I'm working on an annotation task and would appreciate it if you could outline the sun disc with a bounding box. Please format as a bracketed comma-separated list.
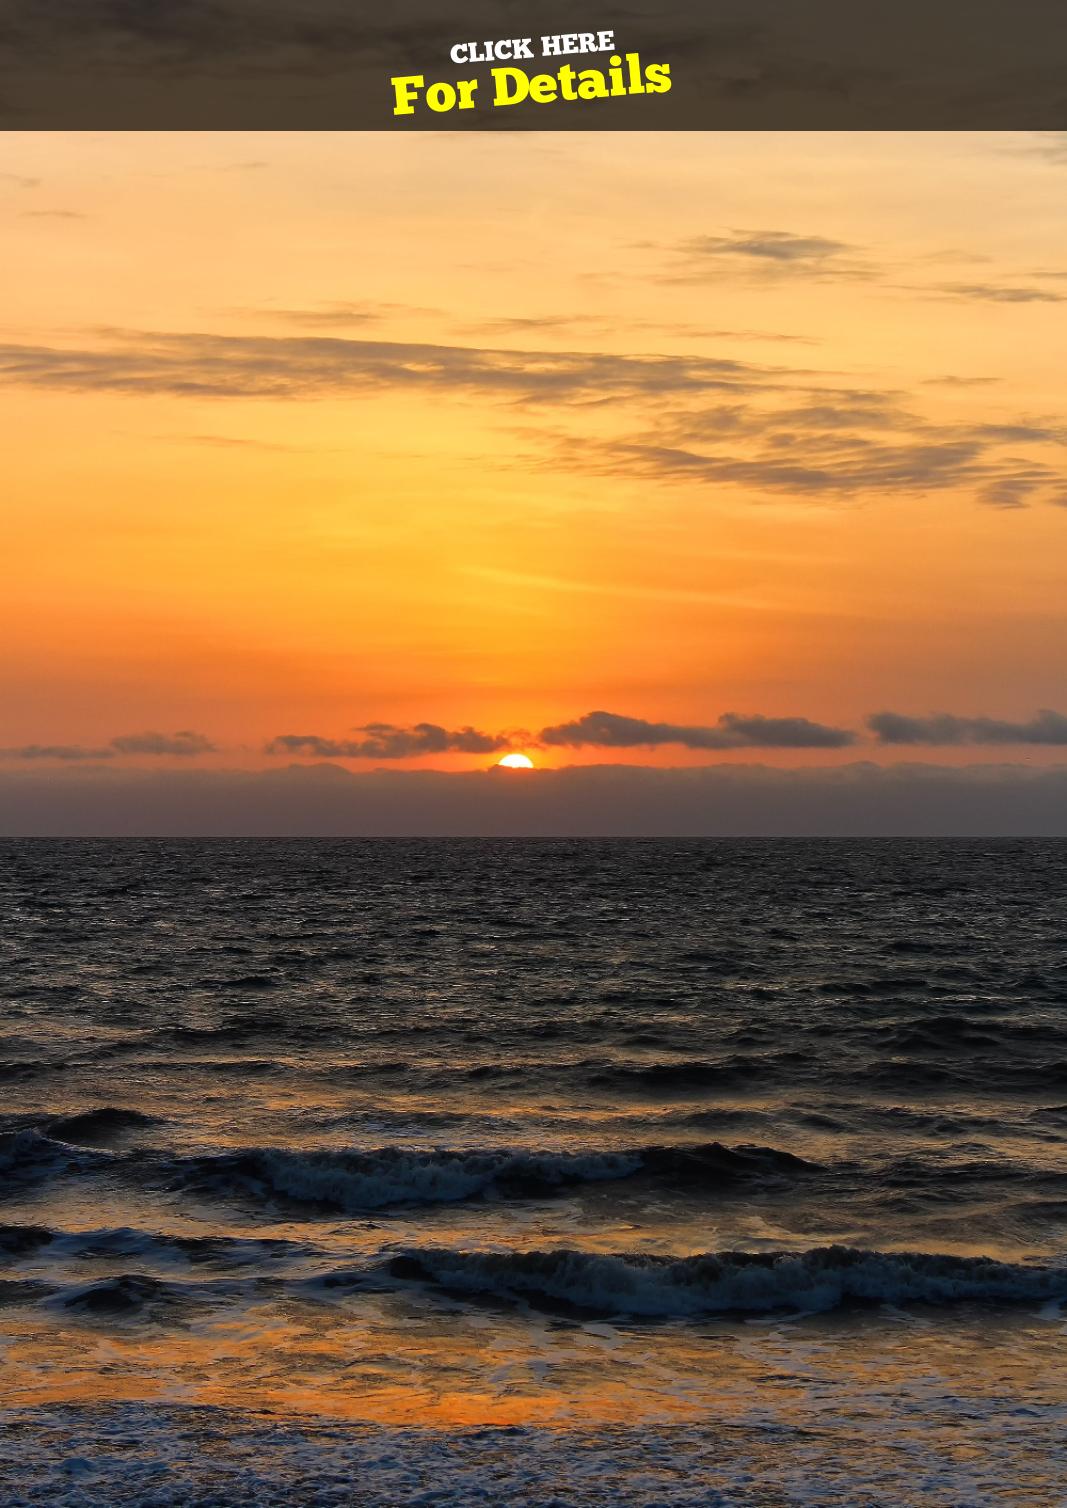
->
[496, 753, 535, 769]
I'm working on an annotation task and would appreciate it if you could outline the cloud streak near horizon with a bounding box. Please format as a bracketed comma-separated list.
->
[868, 709, 1067, 745]
[265, 724, 509, 759]
[265, 710, 860, 756]
[0, 730, 215, 761]
[538, 709, 856, 749]
[264, 708, 1067, 757]
[6, 711, 1067, 764]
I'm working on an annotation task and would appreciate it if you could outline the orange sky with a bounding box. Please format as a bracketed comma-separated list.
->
[2, 131, 1066, 771]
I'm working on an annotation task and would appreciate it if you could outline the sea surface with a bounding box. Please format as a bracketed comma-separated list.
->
[1, 837, 1065, 1505]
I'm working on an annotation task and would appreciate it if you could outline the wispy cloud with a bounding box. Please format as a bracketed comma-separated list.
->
[110, 730, 216, 756]
[923, 375, 1001, 388]
[1008, 132, 1067, 165]
[247, 301, 441, 328]
[548, 411, 1066, 510]
[924, 281, 1065, 304]
[0, 331, 779, 403]
[0, 743, 114, 762]
[462, 313, 818, 345]
[2, 327, 1064, 511]
[660, 229, 873, 283]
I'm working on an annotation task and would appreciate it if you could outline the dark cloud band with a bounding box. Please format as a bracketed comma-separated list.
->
[0, 731, 215, 761]
[539, 709, 856, 750]
[869, 710, 1067, 746]
[2, 762, 1066, 837]
[266, 724, 509, 759]
[7, 711, 1067, 764]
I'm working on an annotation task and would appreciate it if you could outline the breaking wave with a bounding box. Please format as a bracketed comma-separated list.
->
[383, 1244, 1067, 1318]
[0, 1129, 107, 1186]
[0, 1221, 309, 1268]
[45, 1107, 158, 1145]
[172, 1140, 817, 1213]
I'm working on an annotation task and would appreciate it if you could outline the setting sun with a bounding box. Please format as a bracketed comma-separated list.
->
[496, 753, 535, 769]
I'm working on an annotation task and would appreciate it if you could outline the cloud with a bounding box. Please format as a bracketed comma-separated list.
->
[547, 381, 1067, 507]
[978, 478, 1042, 509]
[0, 730, 216, 761]
[249, 301, 441, 328]
[0, 331, 778, 404]
[555, 430, 1064, 508]
[11, 713, 1067, 767]
[665, 231, 1065, 307]
[868, 710, 1067, 746]
[927, 282, 1065, 304]
[462, 314, 605, 337]
[539, 709, 856, 750]
[0, 743, 113, 761]
[265, 723, 510, 759]
[109, 730, 216, 756]
[1009, 132, 1067, 165]
[269, 710, 857, 758]
[2, 328, 1064, 512]
[462, 313, 818, 345]
[922, 375, 1001, 388]
[662, 229, 872, 283]
[685, 231, 853, 264]
[2, 761, 1067, 837]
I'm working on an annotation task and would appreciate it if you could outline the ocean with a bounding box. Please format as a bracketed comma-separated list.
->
[1, 837, 1065, 1505]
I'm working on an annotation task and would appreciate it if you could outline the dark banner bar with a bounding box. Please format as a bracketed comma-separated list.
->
[1, 0, 1066, 129]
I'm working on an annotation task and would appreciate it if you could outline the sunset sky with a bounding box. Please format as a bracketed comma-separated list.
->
[2, 131, 1067, 796]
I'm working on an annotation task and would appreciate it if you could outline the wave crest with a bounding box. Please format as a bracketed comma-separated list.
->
[174, 1140, 814, 1213]
[0, 1129, 104, 1183]
[384, 1244, 1067, 1317]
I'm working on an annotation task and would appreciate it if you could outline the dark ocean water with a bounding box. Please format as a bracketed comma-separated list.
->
[1, 838, 1066, 1504]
